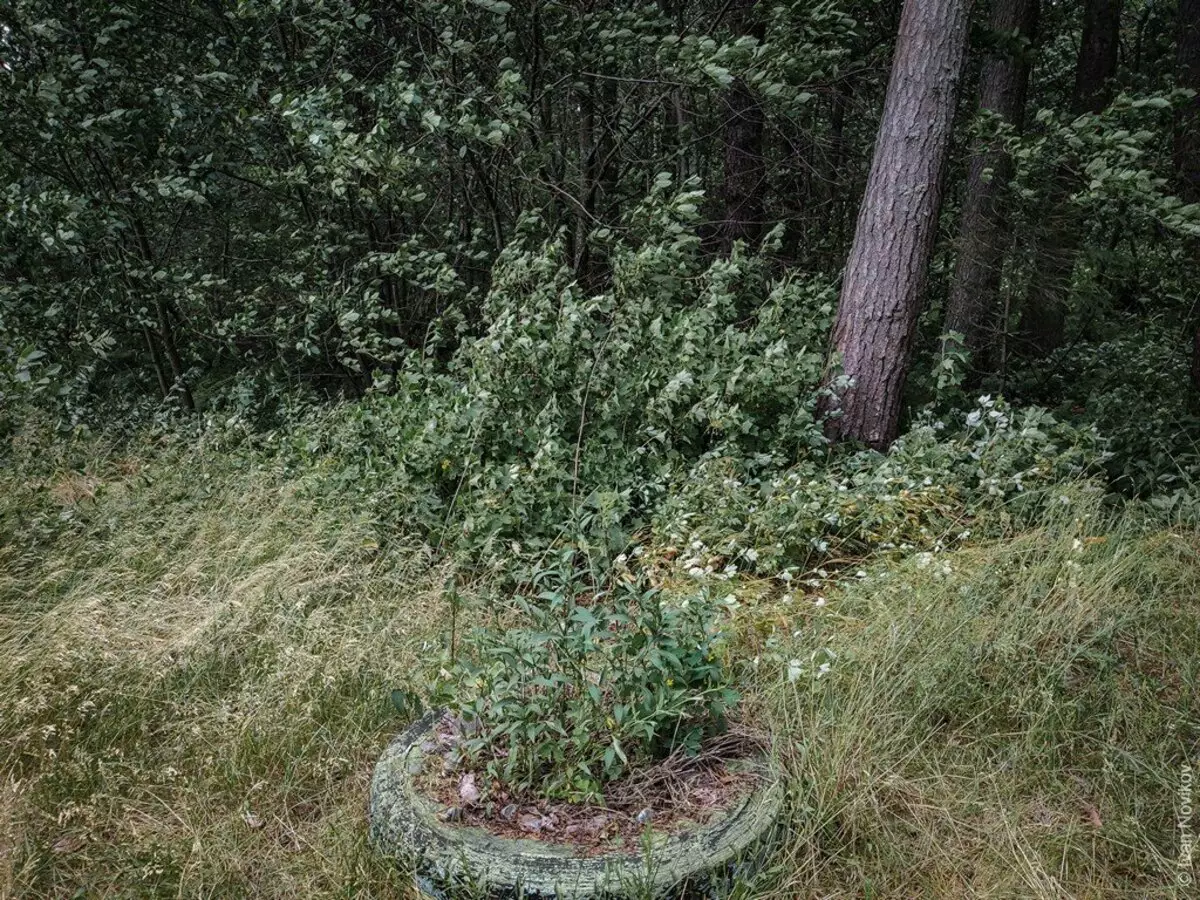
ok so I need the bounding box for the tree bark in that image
[822,0,973,449]
[142,324,171,401]
[1073,0,1124,116]
[943,0,1039,366]
[718,0,767,252]
[131,216,195,411]
[1021,0,1123,356]
[1177,0,1200,394]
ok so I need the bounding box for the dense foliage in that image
[438,555,737,801]
[3,0,1200,841]
[3,0,1197,446]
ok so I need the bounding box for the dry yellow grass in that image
[1,434,1197,898]
[0,446,446,897]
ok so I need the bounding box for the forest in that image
[1,0,1199,897]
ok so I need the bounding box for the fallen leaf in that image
[51,834,86,854]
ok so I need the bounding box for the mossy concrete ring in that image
[369,710,784,899]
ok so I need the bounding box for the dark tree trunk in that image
[943,0,1040,365]
[822,0,973,449]
[1178,0,1200,394]
[142,324,171,401]
[1021,0,1123,356]
[1193,324,1200,397]
[718,0,767,252]
[132,216,195,412]
[154,299,195,412]
[826,81,855,266]
[1073,0,1124,116]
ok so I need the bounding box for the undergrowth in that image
[765,491,1200,897]
[2,424,1197,897]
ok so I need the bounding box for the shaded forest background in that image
[3,0,1200,517]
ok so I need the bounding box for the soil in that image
[412,714,763,855]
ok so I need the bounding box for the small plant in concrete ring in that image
[432,550,741,805]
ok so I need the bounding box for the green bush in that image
[288,186,834,562]
[1013,318,1200,498]
[655,395,1107,578]
[438,552,738,802]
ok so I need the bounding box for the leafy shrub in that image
[288,185,834,561]
[437,552,738,802]
[1011,318,1200,498]
[656,395,1107,577]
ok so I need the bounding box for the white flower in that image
[814,596,827,608]
[779,570,793,583]
[787,659,804,682]
[966,410,983,427]
[815,662,832,678]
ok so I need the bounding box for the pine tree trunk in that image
[823,0,973,449]
[943,0,1039,366]
[718,0,767,252]
[1021,0,1123,356]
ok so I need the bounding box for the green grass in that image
[763,494,1200,898]
[0,435,444,898]
[1,433,1197,898]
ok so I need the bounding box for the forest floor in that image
[1,433,1197,898]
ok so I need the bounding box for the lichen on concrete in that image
[369,711,784,899]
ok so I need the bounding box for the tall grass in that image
[0,437,445,897]
[764,492,1200,898]
[1,431,1197,898]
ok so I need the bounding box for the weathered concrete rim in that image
[368,710,784,899]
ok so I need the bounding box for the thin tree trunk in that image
[1021,0,1123,356]
[143,325,171,400]
[943,0,1039,366]
[575,81,594,281]
[1178,0,1200,394]
[826,81,854,266]
[718,0,767,252]
[155,299,195,412]
[822,0,974,449]
[131,216,195,411]
[1073,0,1124,117]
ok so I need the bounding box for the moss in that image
[369,712,785,899]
